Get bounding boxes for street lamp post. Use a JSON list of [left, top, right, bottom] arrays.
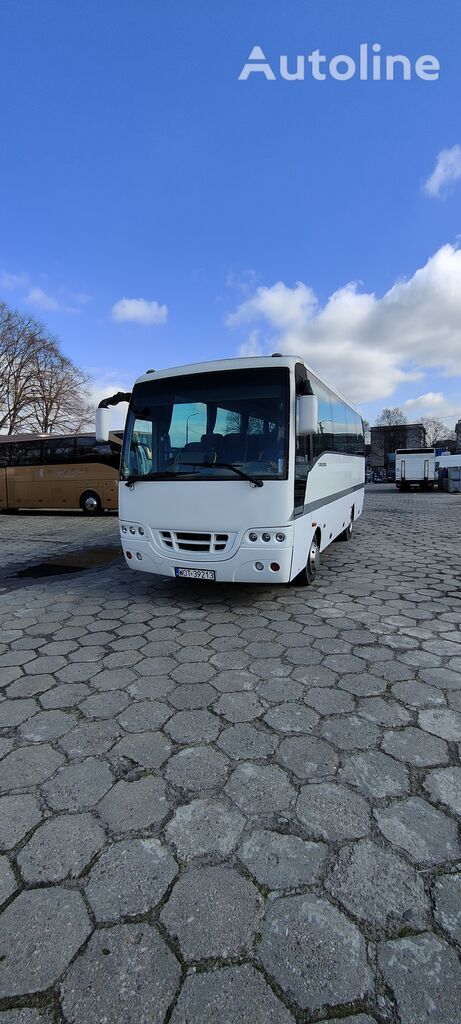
[[185, 412, 199, 445]]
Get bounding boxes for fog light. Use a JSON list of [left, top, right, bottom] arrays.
[[275, 532, 286, 542], [136, 552, 142, 560], [249, 532, 258, 542], [255, 561, 264, 571], [262, 532, 271, 542], [129, 526, 136, 535], [138, 526, 145, 536], [270, 562, 280, 572], [126, 551, 132, 559]]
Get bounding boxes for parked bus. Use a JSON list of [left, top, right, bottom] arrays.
[[96, 356, 365, 585], [0, 432, 122, 514]]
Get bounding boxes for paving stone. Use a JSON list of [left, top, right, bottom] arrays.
[[0, 744, 64, 792], [60, 923, 181, 1024], [110, 731, 171, 768], [90, 667, 137, 690], [0, 888, 91, 997], [264, 702, 319, 734], [256, 677, 304, 702], [277, 736, 338, 780], [0, 855, 17, 905], [340, 750, 409, 799], [258, 894, 371, 1012], [419, 667, 461, 690], [165, 745, 230, 792], [42, 757, 114, 810], [165, 798, 245, 860], [169, 683, 218, 709], [0, 1010, 52, 1023], [0, 698, 38, 728], [39, 682, 91, 708], [320, 715, 380, 751], [296, 783, 371, 841], [357, 697, 410, 726], [391, 680, 446, 707], [79, 690, 129, 718], [238, 830, 327, 889], [18, 709, 77, 742], [375, 797, 461, 864], [128, 674, 175, 698], [338, 672, 387, 696], [116, 700, 171, 732], [323, 653, 365, 674], [325, 839, 429, 932], [165, 710, 221, 743], [381, 726, 449, 767], [85, 838, 178, 922], [225, 763, 296, 816], [0, 738, 12, 760], [59, 719, 122, 758], [0, 793, 42, 850], [17, 812, 106, 882], [433, 873, 461, 945], [170, 964, 295, 1024], [214, 692, 266, 723], [423, 766, 461, 816], [217, 723, 278, 760], [316, 1018, 376, 1024], [199, 669, 253, 693], [303, 686, 355, 714], [378, 932, 461, 1024], [160, 865, 263, 960], [97, 775, 170, 832], [418, 708, 461, 742]]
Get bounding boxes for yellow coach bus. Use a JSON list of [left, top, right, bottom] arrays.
[[0, 432, 122, 514]]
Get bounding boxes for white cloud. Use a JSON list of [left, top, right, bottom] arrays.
[[112, 297, 168, 326], [424, 144, 461, 198], [403, 392, 459, 426], [0, 270, 29, 291], [226, 244, 461, 404], [25, 287, 60, 311]]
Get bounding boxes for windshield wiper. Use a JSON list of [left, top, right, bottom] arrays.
[[123, 471, 182, 486], [181, 461, 264, 487]]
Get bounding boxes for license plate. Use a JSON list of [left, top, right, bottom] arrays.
[[175, 567, 215, 580]]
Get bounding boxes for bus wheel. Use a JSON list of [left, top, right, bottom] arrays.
[[338, 517, 353, 542], [297, 535, 320, 586], [80, 491, 102, 515]]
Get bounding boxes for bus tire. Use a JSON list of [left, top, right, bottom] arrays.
[[338, 511, 354, 542], [80, 490, 102, 515], [296, 534, 320, 586]]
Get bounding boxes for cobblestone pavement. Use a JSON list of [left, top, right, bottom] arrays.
[[0, 487, 460, 1023]]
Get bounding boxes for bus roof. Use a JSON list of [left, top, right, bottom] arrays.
[[134, 355, 363, 417]]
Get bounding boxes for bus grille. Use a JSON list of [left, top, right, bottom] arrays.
[[160, 530, 231, 553]]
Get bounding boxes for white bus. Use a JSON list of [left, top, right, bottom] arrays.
[[96, 356, 365, 585]]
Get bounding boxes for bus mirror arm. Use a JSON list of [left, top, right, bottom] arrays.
[[96, 392, 132, 442]]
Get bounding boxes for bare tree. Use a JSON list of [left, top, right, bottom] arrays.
[[375, 407, 407, 426], [0, 303, 46, 433], [0, 300, 93, 435], [22, 343, 93, 434], [420, 416, 455, 447]]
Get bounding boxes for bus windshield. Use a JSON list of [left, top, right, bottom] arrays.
[[121, 367, 289, 482]]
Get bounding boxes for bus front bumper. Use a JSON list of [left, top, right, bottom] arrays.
[[119, 529, 294, 584]]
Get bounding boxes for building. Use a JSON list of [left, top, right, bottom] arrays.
[[455, 420, 461, 453], [368, 423, 426, 480]]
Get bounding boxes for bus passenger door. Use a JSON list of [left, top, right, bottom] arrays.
[[8, 441, 44, 508]]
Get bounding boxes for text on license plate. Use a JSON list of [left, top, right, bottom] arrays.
[[175, 567, 215, 580]]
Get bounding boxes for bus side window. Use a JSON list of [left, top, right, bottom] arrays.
[[10, 441, 43, 466], [312, 386, 333, 456], [45, 438, 76, 463], [294, 433, 310, 513], [332, 398, 348, 453], [0, 444, 11, 467]]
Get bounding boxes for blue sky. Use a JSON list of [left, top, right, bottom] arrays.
[[0, 0, 460, 426]]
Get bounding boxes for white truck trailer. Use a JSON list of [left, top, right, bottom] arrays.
[[395, 448, 457, 490]]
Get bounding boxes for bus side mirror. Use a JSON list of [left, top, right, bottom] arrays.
[[96, 407, 111, 442], [298, 394, 318, 435]]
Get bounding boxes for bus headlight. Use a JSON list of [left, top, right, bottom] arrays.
[[262, 532, 271, 542], [249, 532, 258, 542], [276, 532, 286, 542]]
